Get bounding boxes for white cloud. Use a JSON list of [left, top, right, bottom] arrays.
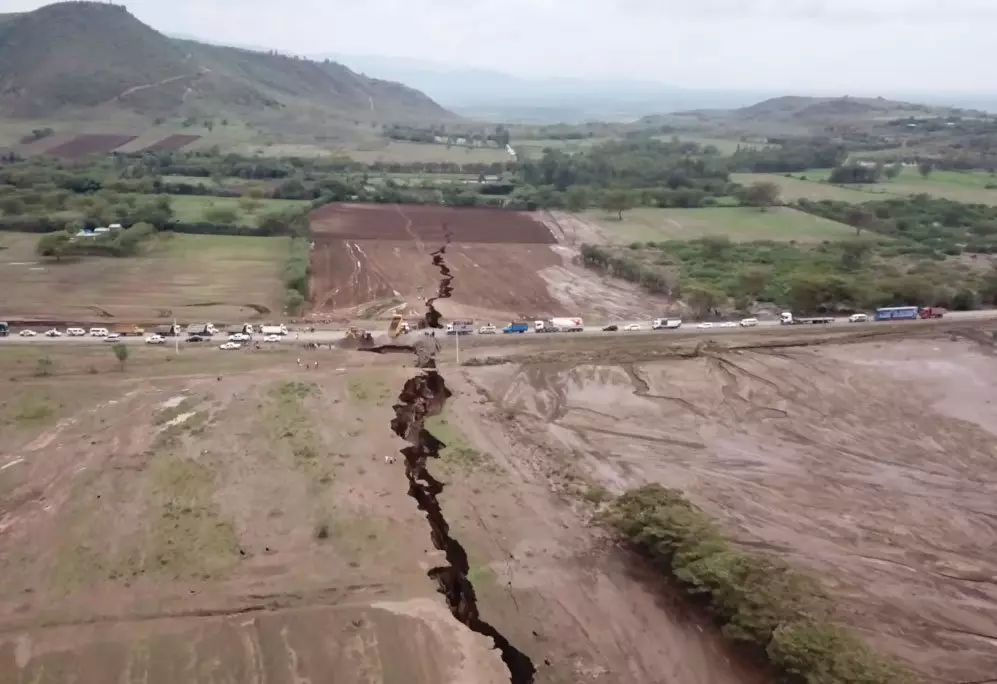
[[2, 0, 991, 92]]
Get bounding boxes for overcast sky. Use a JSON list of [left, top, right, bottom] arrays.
[[4, 0, 992, 92]]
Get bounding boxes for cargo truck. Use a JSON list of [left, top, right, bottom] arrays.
[[534, 317, 584, 333], [503, 322, 529, 334], [446, 320, 474, 336], [260, 324, 289, 336], [155, 324, 182, 336], [186, 324, 214, 337], [651, 318, 683, 330], [874, 306, 919, 321], [113, 324, 145, 336], [779, 312, 834, 325]]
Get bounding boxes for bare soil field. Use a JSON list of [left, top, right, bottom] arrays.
[[460, 324, 997, 682], [0, 233, 287, 326], [307, 206, 674, 322], [138, 133, 202, 152], [310, 204, 557, 244], [0, 342, 765, 684], [44, 134, 138, 158]]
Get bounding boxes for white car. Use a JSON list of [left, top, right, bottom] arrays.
[[19, 329, 37, 337], [44, 329, 63, 337], [219, 342, 242, 350], [624, 323, 641, 332], [89, 328, 109, 337], [145, 335, 166, 345], [478, 325, 497, 335], [103, 333, 121, 342], [228, 333, 250, 342], [696, 322, 714, 329], [739, 318, 759, 327], [849, 313, 869, 323], [721, 321, 738, 328], [66, 328, 86, 336], [263, 334, 281, 343]]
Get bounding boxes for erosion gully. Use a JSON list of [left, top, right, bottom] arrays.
[[361, 230, 537, 684]]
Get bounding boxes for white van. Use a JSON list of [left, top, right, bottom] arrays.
[[66, 327, 86, 336], [88, 327, 109, 337], [739, 318, 759, 327], [849, 313, 869, 323]]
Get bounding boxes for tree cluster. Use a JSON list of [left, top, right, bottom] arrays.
[[603, 485, 919, 684], [794, 194, 997, 254], [579, 236, 991, 314]]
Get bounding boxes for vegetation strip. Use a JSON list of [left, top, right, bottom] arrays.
[[602, 485, 919, 684]]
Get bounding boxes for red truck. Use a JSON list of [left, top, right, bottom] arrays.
[[919, 307, 945, 319]]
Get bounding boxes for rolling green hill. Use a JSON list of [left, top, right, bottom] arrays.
[[0, 2, 454, 124]]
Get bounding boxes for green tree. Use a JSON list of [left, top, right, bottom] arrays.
[[203, 206, 239, 224], [845, 206, 873, 236], [736, 266, 773, 297], [735, 181, 781, 209], [111, 343, 129, 371], [36, 231, 73, 261], [883, 164, 903, 180], [918, 161, 934, 177], [601, 189, 635, 220], [0, 197, 25, 216], [565, 186, 590, 212], [684, 283, 725, 318]]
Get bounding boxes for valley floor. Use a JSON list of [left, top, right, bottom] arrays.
[[1, 322, 995, 682]]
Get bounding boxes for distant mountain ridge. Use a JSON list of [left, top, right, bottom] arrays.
[[0, 2, 453, 123], [666, 95, 980, 123]]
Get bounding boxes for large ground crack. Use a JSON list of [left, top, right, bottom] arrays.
[[380, 225, 536, 683]]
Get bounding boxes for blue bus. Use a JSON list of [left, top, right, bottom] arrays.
[[875, 306, 919, 321]]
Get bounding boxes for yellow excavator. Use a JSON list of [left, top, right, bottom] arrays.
[[387, 314, 410, 338]]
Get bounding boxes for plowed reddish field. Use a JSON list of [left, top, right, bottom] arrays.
[[309, 203, 556, 244], [308, 204, 564, 319], [139, 134, 201, 152], [45, 134, 137, 158]]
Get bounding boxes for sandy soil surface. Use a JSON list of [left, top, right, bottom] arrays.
[[0, 343, 762, 684], [464, 326, 997, 682]]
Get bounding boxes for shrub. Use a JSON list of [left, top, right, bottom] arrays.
[[602, 485, 919, 684]]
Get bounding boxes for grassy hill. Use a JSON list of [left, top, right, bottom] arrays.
[[0, 2, 453, 125]]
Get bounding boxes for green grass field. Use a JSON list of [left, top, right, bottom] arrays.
[[0, 232, 288, 323], [582, 206, 856, 243], [761, 168, 997, 205], [143, 194, 310, 225], [731, 173, 879, 202]]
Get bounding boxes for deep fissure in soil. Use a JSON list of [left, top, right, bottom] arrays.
[[376, 229, 536, 683]]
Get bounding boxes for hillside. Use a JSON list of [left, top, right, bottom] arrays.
[[0, 2, 453, 123], [668, 95, 973, 124]]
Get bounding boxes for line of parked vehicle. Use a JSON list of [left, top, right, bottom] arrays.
[[5, 322, 292, 350]]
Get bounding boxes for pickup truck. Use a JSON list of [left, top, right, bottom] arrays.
[[503, 323, 529, 334]]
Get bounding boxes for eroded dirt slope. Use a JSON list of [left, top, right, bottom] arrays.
[[465, 334, 997, 681], [0, 342, 763, 684]]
